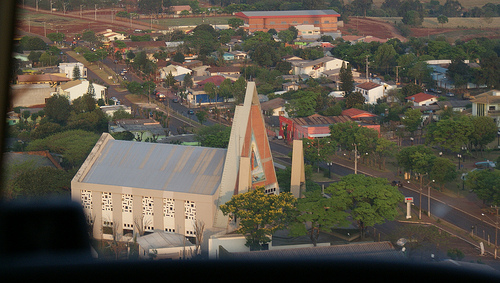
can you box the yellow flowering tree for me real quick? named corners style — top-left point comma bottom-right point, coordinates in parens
top-left (220, 187), bottom-right (297, 251)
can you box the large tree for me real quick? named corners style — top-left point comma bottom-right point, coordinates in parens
top-left (465, 169), bottom-right (500, 206)
top-left (327, 174), bottom-right (404, 239)
top-left (339, 61), bottom-right (355, 96)
top-left (289, 189), bottom-right (350, 246)
top-left (220, 187), bottom-right (297, 250)
top-left (425, 115), bottom-right (473, 152)
top-left (44, 94), bottom-right (72, 125)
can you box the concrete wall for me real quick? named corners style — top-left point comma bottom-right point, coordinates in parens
top-left (11, 84), bottom-right (54, 107)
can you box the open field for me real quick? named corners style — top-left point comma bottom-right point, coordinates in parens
top-left (372, 0), bottom-right (498, 9)
top-left (378, 17), bottom-right (500, 29)
top-left (137, 15), bottom-right (233, 30)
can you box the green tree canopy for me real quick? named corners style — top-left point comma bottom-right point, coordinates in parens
top-left (465, 169), bottom-right (500, 206)
top-left (220, 187), bottom-right (297, 250)
top-left (289, 189), bottom-right (350, 246)
top-left (327, 174), bottom-right (404, 238)
top-left (195, 124), bottom-right (231, 148)
top-left (44, 94), bottom-right (71, 125)
top-left (26, 130), bottom-right (100, 169)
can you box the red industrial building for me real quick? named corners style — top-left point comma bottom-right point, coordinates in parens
top-left (235, 10), bottom-right (340, 33)
top-left (278, 114), bottom-right (380, 143)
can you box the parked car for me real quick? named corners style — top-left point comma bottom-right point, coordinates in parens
top-left (391, 180), bottom-right (403, 187)
top-left (446, 92), bottom-right (454, 97)
top-left (188, 109), bottom-right (194, 115)
top-left (172, 98), bottom-right (179, 103)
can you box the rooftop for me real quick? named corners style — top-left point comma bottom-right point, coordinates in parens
top-left (290, 114), bottom-right (353, 126)
top-left (471, 90), bottom-right (500, 104)
top-left (406, 92), bottom-right (438, 103)
top-left (356, 81), bottom-right (383, 91)
top-left (82, 139), bottom-right (226, 195)
top-left (223, 241), bottom-right (405, 261)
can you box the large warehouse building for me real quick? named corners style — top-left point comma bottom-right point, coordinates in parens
top-left (235, 10), bottom-right (341, 33)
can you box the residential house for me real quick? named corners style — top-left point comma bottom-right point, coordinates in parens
top-left (296, 24), bottom-right (321, 40)
top-left (471, 89), bottom-right (500, 128)
top-left (207, 66), bottom-right (241, 76)
top-left (355, 81), bottom-right (385, 104)
top-left (283, 81), bottom-right (300, 92)
top-left (261, 98), bottom-right (288, 117)
top-left (109, 119), bottom-right (167, 142)
top-left (406, 92), bottom-right (438, 107)
top-left (100, 105), bottom-right (132, 117)
top-left (96, 29), bottom-right (126, 43)
top-left (228, 50), bottom-right (248, 60)
top-left (436, 100), bottom-right (470, 113)
top-left (16, 73), bottom-right (70, 86)
top-left (57, 79), bottom-right (107, 102)
top-left (291, 56), bottom-right (346, 79)
top-left (159, 65), bottom-right (192, 80)
top-left (58, 62), bottom-right (87, 80)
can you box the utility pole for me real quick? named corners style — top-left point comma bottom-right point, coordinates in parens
top-left (365, 55), bottom-right (369, 82)
top-left (95, 4), bottom-right (97, 21)
top-left (396, 66), bottom-right (400, 85)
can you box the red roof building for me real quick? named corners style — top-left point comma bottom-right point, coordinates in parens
top-left (278, 114), bottom-right (352, 142)
top-left (341, 108), bottom-right (377, 119)
top-left (196, 75), bottom-right (226, 87)
top-left (235, 10), bottom-right (340, 33)
top-left (279, 113), bottom-right (381, 142)
top-left (406, 92), bottom-right (438, 106)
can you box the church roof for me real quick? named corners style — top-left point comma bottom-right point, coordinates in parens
top-left (81, 138), bottom-right (226, 195)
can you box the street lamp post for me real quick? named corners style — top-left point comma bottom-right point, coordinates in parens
top-left (327, 162), bottom-right (332, 178)
top-left (427, 179), bottom-right (435, 217)
top-left (457, 154), bottom-right (462, 170)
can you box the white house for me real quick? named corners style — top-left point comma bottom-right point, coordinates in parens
top-left (291, 57), bottom-right (346, 79)
top-left (261, 97), bottom-right (288, 117)
top-left (471, 89), bottom-right (500, 128)
top-left (97, 29), bottom-right (126, 42)
top-left (355, 81), bottom-right (385, 104)
top-left (159, 65), bottom-right (192, 80)
top-left (296, 24), bottom-right (321, 40)
top-left (405, 92), bottom-right (439, 107)
top-left (57, 79), bottom-right (107, 102)
top-left (58, 62), bottom-right (87, 80)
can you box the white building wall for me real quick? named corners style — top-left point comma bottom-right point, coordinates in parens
top-left (63, 80), bottom-right (107, 101)
top-left (59, 62), bottom-right (87, 79)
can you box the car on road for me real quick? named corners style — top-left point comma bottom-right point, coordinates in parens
top-left (391, 180), bottom-right (403, 187)
top-left (188, 109), bottom-right (194, 115)
top-left (172, 98), bottom-right (179, 103)
top-left (446, 92), bottom-right (455, 97)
